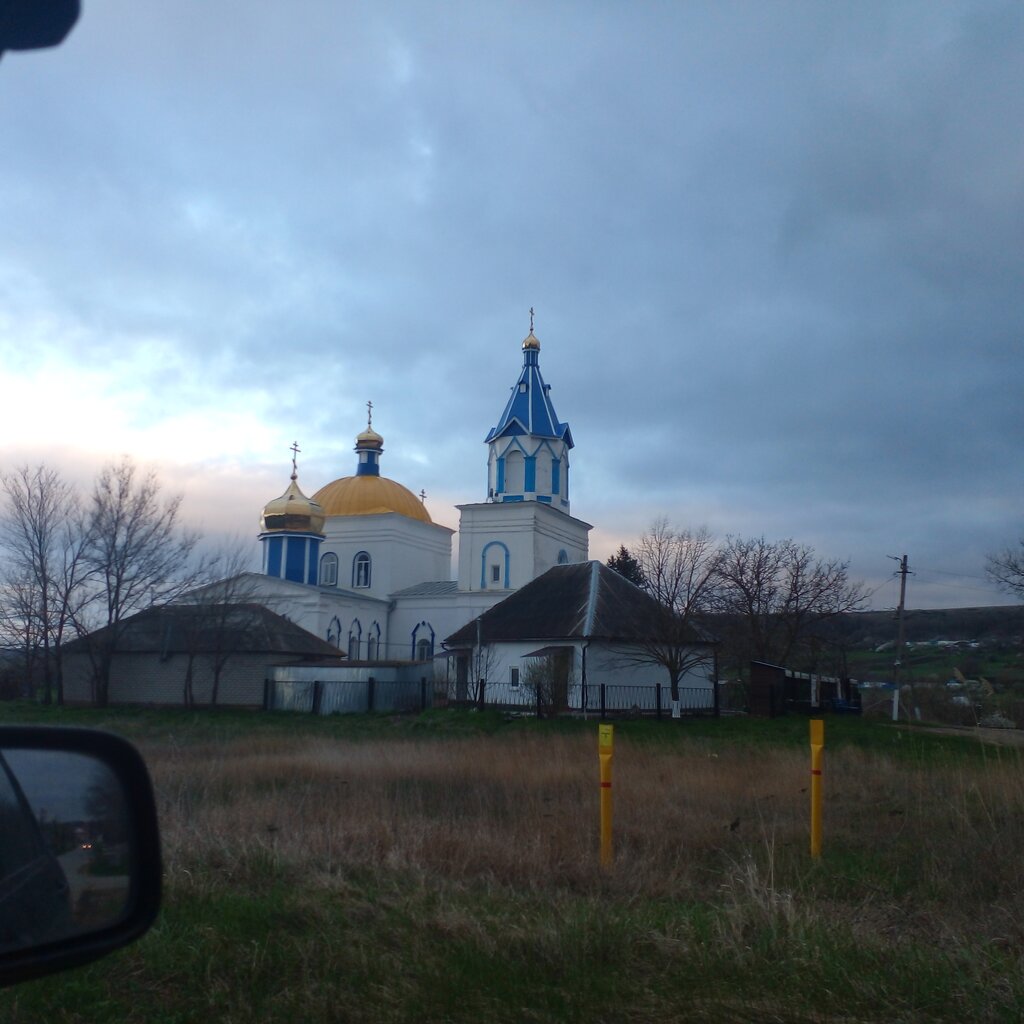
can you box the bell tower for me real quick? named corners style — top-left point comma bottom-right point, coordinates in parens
top-left (457, 317), bottom-right (590, 593)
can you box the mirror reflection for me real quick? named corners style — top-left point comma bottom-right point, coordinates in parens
top-left (0, 749), bottom-right (132, 954)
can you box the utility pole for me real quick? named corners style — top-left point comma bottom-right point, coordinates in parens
top-left (888, 554), bottom-right (911, 716)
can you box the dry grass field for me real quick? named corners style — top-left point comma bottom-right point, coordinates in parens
top-left (3, 707), bottom-right (1024, 1022)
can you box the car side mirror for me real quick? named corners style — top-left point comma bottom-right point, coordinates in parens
top-left (0, 726), bottom-right (161, 988)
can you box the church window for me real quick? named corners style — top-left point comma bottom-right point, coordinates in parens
top-left (348, 634), bottom-right (359, 660)
top-left (558, 549), bottom-right (569, 564)
top-left (509, 667), bottom-right (520, 689)
top-left (505, 450), bottom-right (524, 493)
top-left (353, 551), bottom-right (371, 588)
top-left (416, 638), bottom-right (432, 661)
top-left (518, 382), bottom-right (527, 393)
top-left (491, 564), bottom-right (501, 584)
top-left (320, 552), bottom-right (338, 587)
top-left (551, 459), bottom-right (560, 495)
top-left (367, 634), bottom-right (378, 661)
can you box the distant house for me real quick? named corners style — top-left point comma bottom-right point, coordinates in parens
top-left (443, 561), bottom-right (717, 713)
top-left (62, 603), bottom-right (344, 708)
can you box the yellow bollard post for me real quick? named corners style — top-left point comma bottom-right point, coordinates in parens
top-left (810, 718), bottom-right (824, 859)
top-left (599, 724), bottom-right (613, 867)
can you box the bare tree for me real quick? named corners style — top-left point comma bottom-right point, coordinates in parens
top-left (0, 465), bottom-right (87, 704)
top-left (986, 537), bottom-right (1024, 601)
top-left (174, 545), bottom-right (264, 706)
top-left (79, 458), bottom-right (203, 707)
top-left (714, 535), bottom-right (866, 677)
top-left (0, 570), bottom-right (39, 698)
top-left (614, 519), bottom-right (722, 716)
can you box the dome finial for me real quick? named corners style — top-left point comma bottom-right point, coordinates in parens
top-left (366, 399), bottom-right (373, 430)
top-left (522, 308), bottom-right (541, 352)
top-left (289, 440), bottom-right (301, 481)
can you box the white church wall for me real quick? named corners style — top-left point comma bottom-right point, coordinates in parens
top-left (390, 591), bottom-right (505, 662)
top-left (456, 502), bottom-right (590, 593)
top-left (320, 513), bottom-right (453, 601)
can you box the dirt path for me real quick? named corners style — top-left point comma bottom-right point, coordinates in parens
top-left (914, 724), bottom-right (1024, 747)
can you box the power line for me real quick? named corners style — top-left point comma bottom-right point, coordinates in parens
top-left (913, 564), bottom-right (992, 583)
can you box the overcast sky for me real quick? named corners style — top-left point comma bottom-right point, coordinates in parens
top-left (2, 1), bottom-right (1021, 611)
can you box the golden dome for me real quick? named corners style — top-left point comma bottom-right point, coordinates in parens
top-left (522, 330), bottom-right (541, 350)
top-left (261, 477), bottom-right (326, 534)
top-left (313, 475), bottom-right (432, 524)
top-left (356, 426), bottom-right (383, 449)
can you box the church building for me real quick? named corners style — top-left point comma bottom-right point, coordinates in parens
top-left (248, 325), bottom-right (592, 668)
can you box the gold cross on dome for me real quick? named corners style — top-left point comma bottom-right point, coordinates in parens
top-left (529, 306), bottom-right (535, 332)
top-left (366, 400), bottom-right (373, 428)
top-left (289, 441), bottom-right (301, 478)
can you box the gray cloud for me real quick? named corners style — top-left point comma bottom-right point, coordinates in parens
top-left (1, 0), bottom-right (1021, 609)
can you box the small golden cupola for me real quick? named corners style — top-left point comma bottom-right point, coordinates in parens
top-left (259, 444), bottom-right (326, 585)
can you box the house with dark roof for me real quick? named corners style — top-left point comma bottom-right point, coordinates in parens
top-left (443, 561), bottom-right (717, 714)
top-left (62, 603), bottom-right (344, 707)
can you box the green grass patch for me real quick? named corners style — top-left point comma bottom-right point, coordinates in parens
top-left (4, 703), bottom-right (1024, 1021)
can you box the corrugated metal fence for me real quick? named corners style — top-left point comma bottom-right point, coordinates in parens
top-left (268, 677), bottom-right (716, 718)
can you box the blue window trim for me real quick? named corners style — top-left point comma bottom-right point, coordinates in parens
top-left (285, 537), bottom-right (306, 583)
top-left (524, 455), bottom-right (536, 492)
top-left (480, 541), bottom-right (511, 589)
top-left (266, 536), bottom-right (283, 577)
top-left (411, 621), bottom-right (435, 660)
top-left (308, 539), bottom-right (320, 585)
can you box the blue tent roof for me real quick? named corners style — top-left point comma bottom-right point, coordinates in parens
top-left (485, 347), bottom-right (573, 448)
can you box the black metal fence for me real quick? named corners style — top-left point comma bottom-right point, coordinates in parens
top-left (436, 679), bottom-right (716, 719)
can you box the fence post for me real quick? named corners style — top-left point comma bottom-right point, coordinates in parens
top-left (599, 724), bottom-right (614, 868)
top-left (655, 683), bottom-right (662, 720)
top-left (477, 678), bottom-right (485, 710)
top-left (263, 678), bottom-right (271, 711)
top-left (421, 676), bottom-right (428, 711)
top-left (600, 683), bottom-right (606, 720)
top-left (713, 650), bottom-right (721, 718)
top-left (810, 719), bottom-right (825, 858)
top-left (367, 675), bottom-right (375, 713)
top-left (536, 682), bottom-right (542, 718)
top-left (312, 680), bottom-right (323, 716)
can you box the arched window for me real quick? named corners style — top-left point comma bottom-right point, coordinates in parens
top-left (412, 621), bottom-right (434, 661)
top-left (480, 541), bottom-right (510, 589)
top-left (348, 619), bottom-right (362, 660)
top-left (505, 449), bottom-right (525, 493)
top-left (327, 616), bottom-right (342, 647)
top-left (557, 549), bottom-right (569, 564)
top-left (319, 552), bottom-right (338, 586)
top-left (352, 551), bottom-right (371, 588)
top-left (367, 622), bottom-right (381, 662)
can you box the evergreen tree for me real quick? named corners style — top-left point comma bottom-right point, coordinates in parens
top-left (606, 545), bottom-right (647, 589)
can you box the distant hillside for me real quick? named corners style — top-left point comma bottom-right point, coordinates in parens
top-left (832, 606), bottom-right (1024, 649)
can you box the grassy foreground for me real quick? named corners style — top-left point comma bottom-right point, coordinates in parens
top-left (2, 706), bottom-right (1024, 1023)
